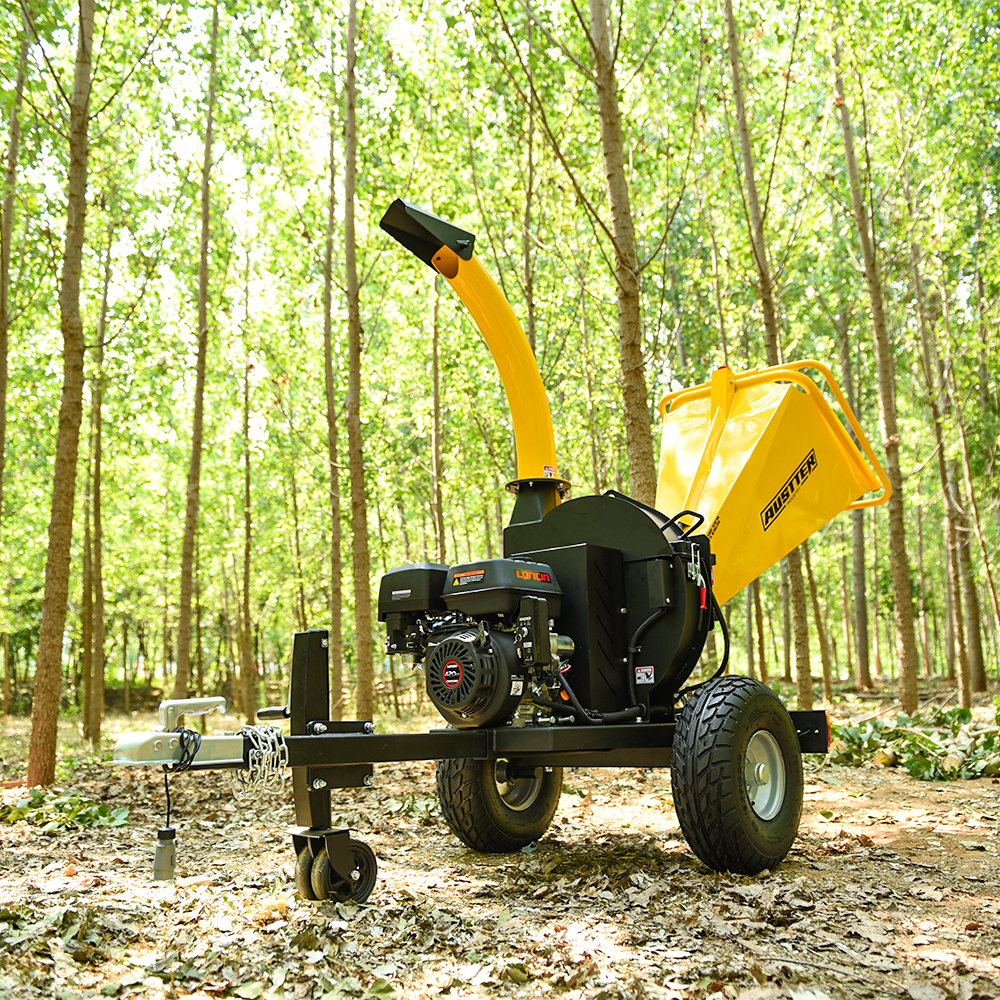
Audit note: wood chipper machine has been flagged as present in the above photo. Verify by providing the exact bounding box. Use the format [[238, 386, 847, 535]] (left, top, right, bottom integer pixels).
[[113, 199, 891, 903]]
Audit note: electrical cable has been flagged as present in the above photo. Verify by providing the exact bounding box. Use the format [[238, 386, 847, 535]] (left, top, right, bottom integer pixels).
[[160, 728, 203, 830]]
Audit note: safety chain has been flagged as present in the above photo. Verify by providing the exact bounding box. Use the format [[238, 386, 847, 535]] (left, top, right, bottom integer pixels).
[[230, 726, 289, 799]]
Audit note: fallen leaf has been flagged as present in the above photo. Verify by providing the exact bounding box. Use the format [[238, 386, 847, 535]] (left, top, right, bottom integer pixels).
[[232, 983, 265, 999], [903, 981, 948, 1000]]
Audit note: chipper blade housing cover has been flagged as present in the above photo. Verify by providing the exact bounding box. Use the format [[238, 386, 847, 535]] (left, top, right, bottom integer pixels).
[[656, 363, 889, 606]]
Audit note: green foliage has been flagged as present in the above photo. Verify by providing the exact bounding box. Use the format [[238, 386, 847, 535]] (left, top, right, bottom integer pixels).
[[1, 0, 997, 726], [3, 788, 129, 833], [829, 703, 1000, 781]]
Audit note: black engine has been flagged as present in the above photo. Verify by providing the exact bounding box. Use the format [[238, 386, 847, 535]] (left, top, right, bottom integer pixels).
[[378, 558, 565, 728], [377, 492, 717, 729]]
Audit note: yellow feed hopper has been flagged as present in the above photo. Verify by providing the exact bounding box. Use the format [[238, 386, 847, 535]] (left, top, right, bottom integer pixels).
[[656, 361, 890, 606]]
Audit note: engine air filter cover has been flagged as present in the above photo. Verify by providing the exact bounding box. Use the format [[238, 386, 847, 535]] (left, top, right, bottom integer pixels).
[[377, 562, 449, 619]]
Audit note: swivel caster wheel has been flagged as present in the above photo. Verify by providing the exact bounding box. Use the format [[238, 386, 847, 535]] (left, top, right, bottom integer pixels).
[[295, 847, 319, 900], [310, 839, 378, 902]]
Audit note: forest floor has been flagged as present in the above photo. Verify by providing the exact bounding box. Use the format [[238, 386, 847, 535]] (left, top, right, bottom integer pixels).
[[0, 693, 998, 1000]]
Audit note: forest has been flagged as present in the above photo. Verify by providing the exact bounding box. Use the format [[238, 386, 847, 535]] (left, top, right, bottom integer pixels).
[[1, 0, 998, 786]]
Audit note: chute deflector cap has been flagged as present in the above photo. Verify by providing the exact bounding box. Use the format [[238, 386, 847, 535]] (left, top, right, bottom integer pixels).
[[379, 199, 475, 268]]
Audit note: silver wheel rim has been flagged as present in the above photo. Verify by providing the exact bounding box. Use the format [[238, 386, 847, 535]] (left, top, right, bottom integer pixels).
[[744, 730, 785, 821], [494, 761, 542, 812]]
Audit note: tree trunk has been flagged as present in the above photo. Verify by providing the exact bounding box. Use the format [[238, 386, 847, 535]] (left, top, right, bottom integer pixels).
[[833, 38, 919, 712], [838, 526, 853, 682], [26, 0, 95, 787], [724, 0, 781, 364], [88, 232, 111, 746], [916, 505, 933, 677], [345, 0, 374, 720], [945, 474, 971, 705], [753, 576, 767, 684], [871, 510, 882, 678], [580, 282, 604, 493], [952, 469, 984, 695], [195, 548, 205, 697], [0, 14, 28, 555], [322, 77, 345, 721], [950, 387, 1000, 650], [789, 550, 812, 708], [745, 587, 755, 679], [81, 466, 93, 739], [287, 441, 308, 633], [431, 278, 446, 563], [587, 0, 656, 504], [241, 359, 255, 724], [833, 312, 872, 689], [174, 0, 219, 699], [725, 0, 811, 698], [908, 204, 969, 695], [803, 539, 833, 703], [522, 23, 537, 356], [781, 558, 791, 683]]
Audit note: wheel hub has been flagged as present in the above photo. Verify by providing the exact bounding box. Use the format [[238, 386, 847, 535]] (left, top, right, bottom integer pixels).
[[744, 730, 785, 821], [494, 760, 543, 813]]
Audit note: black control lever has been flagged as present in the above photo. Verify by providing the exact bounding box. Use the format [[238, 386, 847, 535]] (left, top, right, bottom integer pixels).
[[257, 706, 290, 721]]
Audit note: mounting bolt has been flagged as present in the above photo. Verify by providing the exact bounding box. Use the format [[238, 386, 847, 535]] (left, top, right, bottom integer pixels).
[[311, 778, 328, 790], [322, 638, 329, 648], [350, 869, 361, 882], [363, 774, 374, 787], [363, 722, 375, 734], [153, 740, 164, 752], [309, 722, 328, 734], [620, 607, 628, 615]]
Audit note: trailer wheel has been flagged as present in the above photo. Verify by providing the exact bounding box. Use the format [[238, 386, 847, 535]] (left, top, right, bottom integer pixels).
[[310, 840, 378, 903], [671, 676, 802, 875], [294, 847, 318, 900], [436, 758, 563, 853]]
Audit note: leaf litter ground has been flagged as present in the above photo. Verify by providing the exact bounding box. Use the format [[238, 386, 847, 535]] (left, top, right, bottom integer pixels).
[[0, 707, 998, 1000]]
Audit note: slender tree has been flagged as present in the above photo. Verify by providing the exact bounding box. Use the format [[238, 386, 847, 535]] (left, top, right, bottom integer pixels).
[[344, 0, 374, 719], [833, 38, 920, 713], [833, 309, 873, 689], [174, 0, 220, 699], [0, 13, 28, 560], [88, 228, 112, 745], [430, 278, 446, 563], [588, 0, 657, 504], [240, 357, 254, 723], [27, 0, 96, 786], [321, 53, 345, 720], [724, 0, 811, 706]]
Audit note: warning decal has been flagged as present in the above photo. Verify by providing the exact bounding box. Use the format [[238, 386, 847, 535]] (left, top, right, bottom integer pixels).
[[452, 569, 485, 586], [760, 449, 817, 532]]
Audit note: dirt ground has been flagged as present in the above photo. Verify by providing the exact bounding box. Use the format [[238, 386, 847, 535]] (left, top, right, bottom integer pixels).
[[0, 705, 998, 1000]]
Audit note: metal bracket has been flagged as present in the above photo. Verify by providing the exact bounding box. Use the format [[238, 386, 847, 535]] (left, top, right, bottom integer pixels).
[[290, 827, 358, 885]]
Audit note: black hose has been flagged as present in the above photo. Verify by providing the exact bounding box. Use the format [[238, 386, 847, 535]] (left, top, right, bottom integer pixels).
[[528, 695, 578, 717], [677, 591, 730, 704], [556, 671, 603, 724], [555, 671, 645, 725], [626, 607, 670, 716]]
